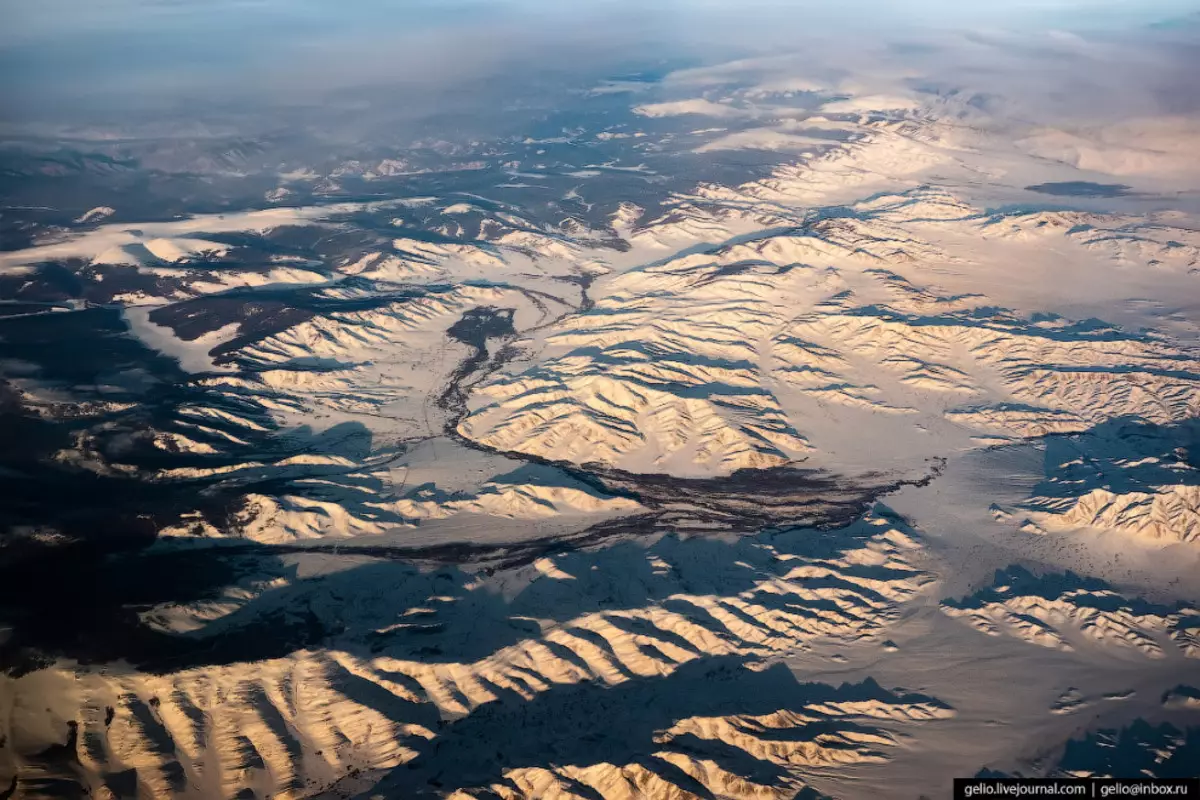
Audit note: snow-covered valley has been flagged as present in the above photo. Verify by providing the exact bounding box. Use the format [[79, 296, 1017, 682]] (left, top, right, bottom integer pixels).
[[2, 19, 1200, 800]]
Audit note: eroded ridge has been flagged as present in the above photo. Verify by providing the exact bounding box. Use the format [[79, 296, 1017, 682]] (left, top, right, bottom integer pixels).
[[2, 510, 946, 799]]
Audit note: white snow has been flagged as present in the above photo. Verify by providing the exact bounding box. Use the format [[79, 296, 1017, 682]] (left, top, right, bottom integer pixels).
[[633, 99, 743, 118], [74, 206, 115, 224], [123, 306, 240, 374], [8, 30, 1200, 800]]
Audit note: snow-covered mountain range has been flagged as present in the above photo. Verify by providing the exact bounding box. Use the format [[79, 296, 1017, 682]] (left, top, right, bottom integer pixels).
[[1, 20, 1199, 800]]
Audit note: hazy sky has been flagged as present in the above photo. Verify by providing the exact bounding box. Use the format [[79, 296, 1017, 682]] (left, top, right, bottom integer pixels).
[[1, 0, 1196, 122]]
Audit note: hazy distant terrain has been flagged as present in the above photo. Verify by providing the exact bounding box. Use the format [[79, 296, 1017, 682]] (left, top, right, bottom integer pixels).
[[1, 2, 1199, 799]]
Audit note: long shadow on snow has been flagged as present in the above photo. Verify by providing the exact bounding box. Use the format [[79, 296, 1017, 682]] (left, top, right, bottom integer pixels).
[[0, 506, 922, 675], [366, 657, 948, 798]]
